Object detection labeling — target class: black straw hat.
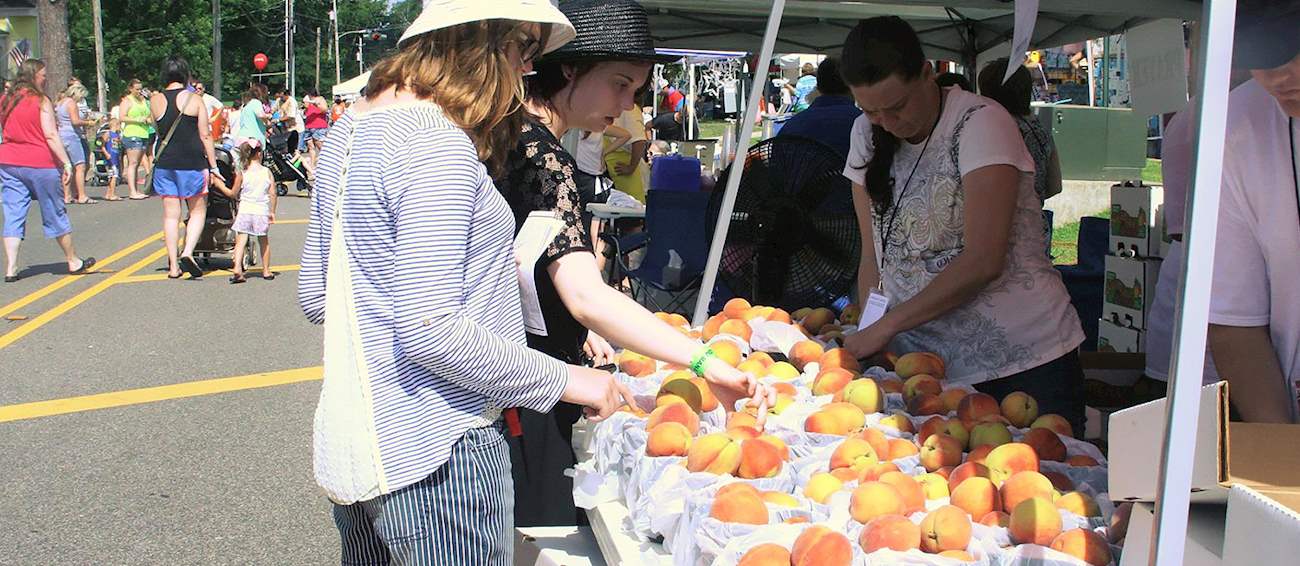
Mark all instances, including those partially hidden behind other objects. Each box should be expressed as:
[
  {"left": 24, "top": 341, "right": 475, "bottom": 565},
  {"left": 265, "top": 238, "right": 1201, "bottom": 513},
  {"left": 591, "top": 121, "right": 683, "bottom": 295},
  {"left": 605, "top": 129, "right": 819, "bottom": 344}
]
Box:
[{"left": 541, "top": 0, "right": 681, "bottom": 64}]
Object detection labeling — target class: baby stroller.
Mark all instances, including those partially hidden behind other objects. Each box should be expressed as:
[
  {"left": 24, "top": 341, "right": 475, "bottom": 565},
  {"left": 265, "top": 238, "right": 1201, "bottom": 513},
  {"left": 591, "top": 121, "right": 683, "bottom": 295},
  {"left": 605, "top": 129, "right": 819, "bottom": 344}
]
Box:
[
  {"left": 191, "top": 146, "right": 258, "bottom": 270},
  {"left": 88, "top": 123, "right": 116, "bottom": 187},
  {"left": 266, "top": 125, "right": 312, "bottom": 197}
]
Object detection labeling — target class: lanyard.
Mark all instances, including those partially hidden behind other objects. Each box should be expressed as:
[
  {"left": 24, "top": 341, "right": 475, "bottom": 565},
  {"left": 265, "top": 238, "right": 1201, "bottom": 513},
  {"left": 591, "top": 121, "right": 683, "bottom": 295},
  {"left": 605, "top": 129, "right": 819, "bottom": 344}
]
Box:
[{"left": 878, "top": 90, "right": 946, "bottom": 275}]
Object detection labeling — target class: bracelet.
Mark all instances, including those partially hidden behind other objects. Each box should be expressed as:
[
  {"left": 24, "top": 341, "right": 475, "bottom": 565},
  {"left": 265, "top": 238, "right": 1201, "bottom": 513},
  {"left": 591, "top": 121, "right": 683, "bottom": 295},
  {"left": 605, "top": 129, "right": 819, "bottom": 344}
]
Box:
[{"left": 689, "top": 347, "right": 718, "bottom": 377}]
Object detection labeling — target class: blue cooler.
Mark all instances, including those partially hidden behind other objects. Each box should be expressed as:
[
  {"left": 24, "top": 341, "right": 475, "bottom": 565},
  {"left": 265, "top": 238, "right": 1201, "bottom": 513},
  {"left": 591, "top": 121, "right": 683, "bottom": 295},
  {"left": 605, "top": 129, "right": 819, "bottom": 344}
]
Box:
[{"left": 650, "top": 154, "right": 701, "bottom": 192}]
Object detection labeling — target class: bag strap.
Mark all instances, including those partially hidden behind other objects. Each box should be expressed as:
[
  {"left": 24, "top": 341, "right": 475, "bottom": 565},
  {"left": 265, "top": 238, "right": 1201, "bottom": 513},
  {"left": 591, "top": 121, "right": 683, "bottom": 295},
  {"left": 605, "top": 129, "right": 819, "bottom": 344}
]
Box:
[{"left": 153, "top": 90, "right": 197, "bottom": 162}]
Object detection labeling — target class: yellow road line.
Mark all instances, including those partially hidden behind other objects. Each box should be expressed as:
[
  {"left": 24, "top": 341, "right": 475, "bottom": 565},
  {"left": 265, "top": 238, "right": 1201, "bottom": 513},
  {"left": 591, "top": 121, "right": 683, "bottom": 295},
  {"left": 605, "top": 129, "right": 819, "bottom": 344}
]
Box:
[
  {"left": 118, "top": 264, "right": 302, "bottom": 284},
  {"left": 0, "top": 246, "right": 166, "bottom": 350},
  {"left": 0, "top": 366, "right": 322, "bottom": 423},
  {"left": 0, "top": 230, "right": 163, "bottom": 319}
]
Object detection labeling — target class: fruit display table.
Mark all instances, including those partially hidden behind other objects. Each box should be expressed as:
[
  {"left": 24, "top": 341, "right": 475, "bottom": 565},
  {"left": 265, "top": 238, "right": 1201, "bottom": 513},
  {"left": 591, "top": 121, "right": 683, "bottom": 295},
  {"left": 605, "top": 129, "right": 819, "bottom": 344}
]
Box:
[{"left": 513, "top": 526, "right": 606, "bottom": 566}]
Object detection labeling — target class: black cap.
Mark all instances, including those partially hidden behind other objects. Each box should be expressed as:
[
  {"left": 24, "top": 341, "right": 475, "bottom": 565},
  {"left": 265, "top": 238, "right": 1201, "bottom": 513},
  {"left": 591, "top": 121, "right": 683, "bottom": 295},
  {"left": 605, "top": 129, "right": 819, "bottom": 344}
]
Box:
[{"left": 1233, "top": 0, "right": 1300, "bottom": 70}]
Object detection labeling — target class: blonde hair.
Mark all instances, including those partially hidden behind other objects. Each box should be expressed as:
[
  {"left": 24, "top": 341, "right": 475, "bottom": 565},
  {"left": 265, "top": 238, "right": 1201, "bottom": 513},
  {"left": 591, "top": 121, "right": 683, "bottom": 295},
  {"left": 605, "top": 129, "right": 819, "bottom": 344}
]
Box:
[
  {"left": 365, "top": 20, "right": 547, "bottom": 177},
  {"left": 63, "top": 83, "right": 88, "bottom": 101}
]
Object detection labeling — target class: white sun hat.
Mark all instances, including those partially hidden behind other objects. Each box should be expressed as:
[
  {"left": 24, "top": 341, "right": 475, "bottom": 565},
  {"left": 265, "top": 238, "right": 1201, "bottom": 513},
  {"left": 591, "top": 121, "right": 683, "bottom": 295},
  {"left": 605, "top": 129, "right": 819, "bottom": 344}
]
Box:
[{"left": 398, "top": 0, "right": 576, "bottom": 55}]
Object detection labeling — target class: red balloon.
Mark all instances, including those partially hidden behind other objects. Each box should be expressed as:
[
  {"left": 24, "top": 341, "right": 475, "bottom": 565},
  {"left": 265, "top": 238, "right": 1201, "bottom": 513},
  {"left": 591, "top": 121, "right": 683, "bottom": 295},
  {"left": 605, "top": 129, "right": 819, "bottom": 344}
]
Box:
[{"left": 252, "top": 53, "right": 268, "bottom": 71}]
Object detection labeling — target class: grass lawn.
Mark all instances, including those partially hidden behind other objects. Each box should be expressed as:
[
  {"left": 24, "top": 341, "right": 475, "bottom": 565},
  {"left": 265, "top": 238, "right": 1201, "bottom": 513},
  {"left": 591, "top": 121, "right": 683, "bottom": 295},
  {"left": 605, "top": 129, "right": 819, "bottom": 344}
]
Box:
[
  {"left": 1142, "top": 158, "right": 1163, "bottom": 184},
  {"left": 1051, "top": 208, "right": 1111, "bottom": 266},
  {"left": 698, "top": 119, "right": 765, "bottom": 141}
]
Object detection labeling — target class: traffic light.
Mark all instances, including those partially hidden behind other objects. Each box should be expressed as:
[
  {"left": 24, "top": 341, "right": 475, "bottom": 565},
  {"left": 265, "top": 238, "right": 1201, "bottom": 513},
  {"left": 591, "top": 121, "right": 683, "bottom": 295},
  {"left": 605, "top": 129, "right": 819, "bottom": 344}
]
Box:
[{"left": 370, "top": 31, "right": 386, "bottom": 42}]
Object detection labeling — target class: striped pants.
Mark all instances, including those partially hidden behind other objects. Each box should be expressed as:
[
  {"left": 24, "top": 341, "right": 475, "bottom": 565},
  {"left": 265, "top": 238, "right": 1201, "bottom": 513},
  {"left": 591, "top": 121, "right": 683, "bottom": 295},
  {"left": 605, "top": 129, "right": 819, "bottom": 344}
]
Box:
[{"left": 332, "top": 423, "right": 514, "bottom": 566}]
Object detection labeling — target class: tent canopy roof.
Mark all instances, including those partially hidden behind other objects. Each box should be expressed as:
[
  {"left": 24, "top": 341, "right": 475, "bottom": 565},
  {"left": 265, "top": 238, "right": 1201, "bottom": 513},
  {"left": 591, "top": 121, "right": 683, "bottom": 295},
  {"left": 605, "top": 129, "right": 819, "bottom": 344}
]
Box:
[
  {"left": 644, "top": 0, "right": 1201, "bottom": 62},
  {"left": 332, "top": 71, "right": 370, "bottom": 98}
]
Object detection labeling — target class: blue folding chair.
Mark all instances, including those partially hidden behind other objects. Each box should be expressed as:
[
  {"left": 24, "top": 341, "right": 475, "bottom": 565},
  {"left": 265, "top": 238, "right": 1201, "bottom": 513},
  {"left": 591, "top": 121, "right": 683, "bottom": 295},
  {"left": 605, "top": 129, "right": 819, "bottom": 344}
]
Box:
[{"left": 602, "top": 190, "right": 712, "bottom": 315}]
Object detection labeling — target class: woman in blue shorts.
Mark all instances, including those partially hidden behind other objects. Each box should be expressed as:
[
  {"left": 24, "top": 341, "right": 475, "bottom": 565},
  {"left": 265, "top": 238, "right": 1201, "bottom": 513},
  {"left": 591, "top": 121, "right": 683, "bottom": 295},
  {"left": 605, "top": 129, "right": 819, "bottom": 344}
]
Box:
[{"left": 149, "top": 55, "right": 219, "bottom": 280}]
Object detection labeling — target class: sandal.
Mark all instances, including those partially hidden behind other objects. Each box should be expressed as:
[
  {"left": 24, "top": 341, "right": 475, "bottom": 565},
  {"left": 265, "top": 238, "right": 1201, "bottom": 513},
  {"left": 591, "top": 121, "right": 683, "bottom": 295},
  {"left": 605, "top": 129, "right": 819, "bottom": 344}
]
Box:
[
  {"left": 167, "top": 272, "right": 183, "bottom": 279},
  {"left": 262, "top": 272, "right": 276, "bottom": 280},
  {"left": 74, "top": 198, "right": 97, "bottom": 205},
  {"left": 179, "top": 256, "right": 204, "bottom": 279},
  {"left": 229, "top": 274, "right": 246, "bottom": 284},
  {"left": 103, "top": 196, "right": 123, "bottom": 202},
  {"left": 69, "top": 257, "right": 96, "bottom": 275},
  {"left": 128, "top": 194, "right": 150, "bottom": 200}
]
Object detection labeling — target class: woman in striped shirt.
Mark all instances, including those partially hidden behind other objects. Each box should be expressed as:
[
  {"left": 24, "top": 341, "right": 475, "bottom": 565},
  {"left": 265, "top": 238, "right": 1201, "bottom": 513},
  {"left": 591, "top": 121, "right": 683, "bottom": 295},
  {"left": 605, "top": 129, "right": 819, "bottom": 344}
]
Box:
[{"left": 297, "top": 3, "right": 629, "bottom": 564}]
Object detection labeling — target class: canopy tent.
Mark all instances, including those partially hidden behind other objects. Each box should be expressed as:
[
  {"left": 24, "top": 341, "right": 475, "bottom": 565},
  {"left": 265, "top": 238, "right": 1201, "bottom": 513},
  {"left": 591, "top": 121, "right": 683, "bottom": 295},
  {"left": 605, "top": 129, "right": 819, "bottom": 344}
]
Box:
[
  {"left": 644, "top": 0, "right": 1201, "bottom": 69},
  {"left": 331, "top": 71, "right": 370, "bottom": 99},
  {"left": 675, "top": 2, "right": 1233, "bottom": 565}
]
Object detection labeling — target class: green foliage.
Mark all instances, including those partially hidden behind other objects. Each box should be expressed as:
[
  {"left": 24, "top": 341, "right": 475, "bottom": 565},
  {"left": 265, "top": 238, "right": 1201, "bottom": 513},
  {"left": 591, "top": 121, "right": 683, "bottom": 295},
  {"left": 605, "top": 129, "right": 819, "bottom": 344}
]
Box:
[{"left": 71, "top": 0, "right": 398, "bottom": 105}]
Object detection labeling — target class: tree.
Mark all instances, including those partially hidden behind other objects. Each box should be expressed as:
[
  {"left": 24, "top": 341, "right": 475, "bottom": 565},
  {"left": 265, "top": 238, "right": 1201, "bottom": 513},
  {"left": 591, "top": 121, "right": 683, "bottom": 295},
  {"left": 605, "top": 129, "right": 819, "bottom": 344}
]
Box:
[{"left": 38, "top": 0, "right": 73, "bottom": 97}]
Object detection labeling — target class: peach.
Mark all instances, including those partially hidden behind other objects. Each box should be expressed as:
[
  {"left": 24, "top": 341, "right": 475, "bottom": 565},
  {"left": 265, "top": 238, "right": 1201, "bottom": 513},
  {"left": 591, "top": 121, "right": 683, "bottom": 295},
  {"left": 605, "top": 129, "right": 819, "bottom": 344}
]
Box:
[
  {"left": 938, "top": 550, "right": 976, "bottom": 562},
  {"left": 830, "top": 438, "right": 880, "bottom": 472},
  {"left": 1044, "top": 471, "right": 1075, "bottom": 492},
  {"left": 979, "top": 510, "right": 1011, "bottom": 528},
  {"left": 822, "top": 402, "right": 867, "bottom": 432},
  {"left": 878, "top": 412, "right": 915, "bottom": 434},
  {"left": 968, "top": 422, "right": 1013, "bottom": 449},
  {"left": 879, "top": 471, "right": 926, "bottom": 514},
  {"left": 805, "top": 410, "right": 847, "bottom": 436},
  {"left": 710, "top": 488, "right": 769, "bottom": 525},
  {"left": 702, "top": 313, "right": 727, "bottom": 341},
  {"left": 919, "top": 433, "right": 963, "bottom": 472},
  {"left": 762, "top": 491, "right": 801, "bottom": 508},
  {"left": 661, "top": 369, "right": 693, "bottom": 384},
  {"left": 860, "top": 514, "right": 921, "bottom": 553},
  {"left": 717, "top": 482, "right": 762, "bottom": 500},
  {"left": 727, "top": 426, "right": 762, "bottom": 441},
  {"left": 943, "top": 419, "right": 971, "bottom": 449},
  {"left": 789, "top": 340, "right": 826, "bottom": 371},
  {"left": 850, "top": 481, "right": 907, "bottom": 524},
  {"left": 736, "top": 359, "right": 769, "bottom": 378},
  {"left": 686, "top": 433, "right": 742, "bottom": 475},
  {"left": 1031, "top": 414, "right": 1074, "bottom": 438},
  {"left": 723, "top": 297, "right": 752, "bottom": 319},
  {"left": 758, "top": 434, "right": 790, "bottom": 461},
  {"left": 727, "top": 411, "right": 759, "bottom": 430},
  {"left": 819, "top": 348, "right": 861, "bottom": 372},
  {"left": 738, "top": 439, "right": 783, "bottom": 479},
  {"left": 1009, "top": 497, "right": 1063, "bottom": 546},
  {"left": 785, "top": 516, "right": 810, "bottom": 525},
  {"left": 834, "top": 378, "right": 886, "bottom": 414},
  {"left": 966, "top": 444, "right": 995, "bottom": 465},
  {"left": 947, "top": 462, "right": 991, "bottom": 492},
  {"left": 888, "top": 438, "right": 920, "bottom": 460},
  {"left": 646, "top": 422, "right": 693, "bottom": 457},
  {"left": 746, "top": 393, "right": 795, "bottom": 416},
  {"left": 950, "top": 476, "right": 1001, "bottom": 520},
  {"left": 956, "top": 393, "right": 1001, "bottom": 427},
  {"left": 772, "top": 381, "right": 798, "bottom": 397},
  {"left": 646, "top": 402, "right": 701, "bottom": 435},
  {"left": 977, "top": 413, "right": 1013, "bottom": 427},
  {"left": 908, "top": 393, "right": 946, "bottom": 416},
  {"left": 1000, "top": 391, "right": 1040, "bottom": 428},
  {"left": 768, "top": 361, "right": 801, "bottom": 380},
  {"left": 880, "top": 379, "right": 905, "bottom": 395},
  {"left": 999, "top": 471, "right": 1056, "bottom": 514},
  {"left": 857, "top": 461, "right": 902, "bottom": 483},
  {"left": 858, "top": 428, "right": 892, "bottom": 461},
  {"left": 1066, "top": 455, "right": 1100, "bottom": 467},
  {"left": 766, "top": 308, "right": 793, "bottom": 324},
  {"left": 737, "top": 543, "right": 791, "bottom": 566},
  {"left": 840, "top": 304, "right": 862, "bottom": 326},
  {"left": 747, "top": 351, "right": 776, "bottom": 367},
  {"left": 1023, "top": 427, "right": 1068, "bottom": 462},
  {"left": 1051, "top": 529, "right": 1112, "bottom": 566},
  {"left": 742, "top": 306, "right": 774, "bottom": 322},
  {"left": 710, "top": 340, "right": 743, "bottom": 367},
  {"left": 894, "top": 351, "right": 946, "bottom": 380},
  {"left": 791, "top": 525, "right": 853, "bottom": 566},
  {"left": 618, "top": 350, "right": 656, "bottom": 377},
  {"left": 812, "top": 368, "right": 856, "bottom": 396},
  {"left": 919, "top": 416, "right": 950, "bottom": 445},
  {"left": 903, "top": 374, "right": 943, "bottom": 401},
  {"left": 985, "top": 443, "right": 1040, "bottom": 486},
  {"left": 919, "top": 505, "right": 973, "bottom": 554},
  {"left": 916, "top": 472, "right": 951, "bottom": 500},
  {"left": 940, "top": 388, "right": 969, "bottom": 414},
  {"left": 800, "top": 307, "right": 837, "bottom": 335},
  {"left": 792, "top": 307, "right": 813, "bottom": 320},
  {"left": 720, "top": 318, "right": 754, "bottom": 342},
  {"left": 935, "top": 466, "right": 955, "bottom": 480},
  {"left": 830, "top": 467, "right": 859, "bottom": 483},
  {"left": 1056, "top": 492, "right": 1102, "bottom": 518},
  {"left": 691, "top": 377, "right": 719, "bottom": 412},
  {"left": 803, "top": 472, "right": 846, "bottom": 504}
]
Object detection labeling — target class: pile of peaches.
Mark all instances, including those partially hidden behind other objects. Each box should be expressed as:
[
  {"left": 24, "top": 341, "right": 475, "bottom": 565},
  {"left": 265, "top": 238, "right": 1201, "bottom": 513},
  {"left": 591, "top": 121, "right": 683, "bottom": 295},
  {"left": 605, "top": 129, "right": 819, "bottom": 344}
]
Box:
[{"left": 610, "top": 299, "right": 1114, "bottom": 566}]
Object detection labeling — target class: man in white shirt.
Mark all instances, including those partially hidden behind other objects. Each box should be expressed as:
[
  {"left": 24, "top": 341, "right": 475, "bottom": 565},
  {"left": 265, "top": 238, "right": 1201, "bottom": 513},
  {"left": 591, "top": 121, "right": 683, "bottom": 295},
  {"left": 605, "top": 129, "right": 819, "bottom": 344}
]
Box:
[{"left": 1208, "top": 2, "right": 1300, "bottom": 423}]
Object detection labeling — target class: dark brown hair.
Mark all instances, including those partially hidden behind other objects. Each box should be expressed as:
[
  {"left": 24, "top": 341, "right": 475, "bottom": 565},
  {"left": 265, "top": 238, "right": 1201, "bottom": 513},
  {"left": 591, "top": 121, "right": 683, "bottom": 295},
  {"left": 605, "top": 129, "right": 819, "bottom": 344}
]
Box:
[
  {"left": 1, "top": 59, "right": 46, "bottom": 125},
  {"left": 978, "top": 58, "right": 1033, "bottom": 116}
]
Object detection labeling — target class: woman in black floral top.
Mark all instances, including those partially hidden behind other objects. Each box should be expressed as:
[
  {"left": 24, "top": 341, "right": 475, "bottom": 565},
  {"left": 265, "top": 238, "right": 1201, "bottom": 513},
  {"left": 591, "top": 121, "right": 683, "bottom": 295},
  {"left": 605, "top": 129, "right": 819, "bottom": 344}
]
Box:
[{"left": 497, "top": 0, "right": 774, "bottom": 528}]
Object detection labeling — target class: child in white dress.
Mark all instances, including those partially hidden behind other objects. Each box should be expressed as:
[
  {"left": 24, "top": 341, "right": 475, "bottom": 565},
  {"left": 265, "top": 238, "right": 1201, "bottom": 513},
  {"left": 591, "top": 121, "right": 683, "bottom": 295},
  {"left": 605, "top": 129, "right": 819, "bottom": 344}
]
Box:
[{"left": 229, "top": 140, "right": 276, "bottom": 283}]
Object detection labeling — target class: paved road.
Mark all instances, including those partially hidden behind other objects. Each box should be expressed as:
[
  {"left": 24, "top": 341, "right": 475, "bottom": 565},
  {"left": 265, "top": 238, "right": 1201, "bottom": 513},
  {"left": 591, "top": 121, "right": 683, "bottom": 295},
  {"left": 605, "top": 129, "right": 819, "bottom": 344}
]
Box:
[{"left": 0, "top": 181, "right": 338, "bottom": 565}]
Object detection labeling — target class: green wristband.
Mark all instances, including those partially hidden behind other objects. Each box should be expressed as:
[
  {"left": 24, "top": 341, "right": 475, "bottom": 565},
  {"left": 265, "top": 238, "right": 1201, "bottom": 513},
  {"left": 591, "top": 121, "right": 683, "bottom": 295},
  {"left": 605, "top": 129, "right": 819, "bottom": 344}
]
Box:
[{"left": 690, "top": 347, "right": 717, "bottom": 377}]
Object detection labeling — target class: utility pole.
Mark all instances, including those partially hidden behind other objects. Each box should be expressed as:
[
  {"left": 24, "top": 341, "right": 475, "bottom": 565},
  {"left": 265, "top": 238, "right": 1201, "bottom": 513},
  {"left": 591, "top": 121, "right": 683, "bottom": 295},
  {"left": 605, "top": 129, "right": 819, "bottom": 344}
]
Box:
[
  {"left": 212, "top": 0, "right": 222, "bottom": 100},
  {"left": 315, "top": 27, "right": 321, "bottom": 92},
  {"left": 288, "top": 0, "right": 296, "bottom": 97},
  {"left": 91, "top": 0, "right": 106, "bottom": 112},
  {"left": 332, "top": 0, "right": 341, "bottom": 84},
  {"left": 357, "top": 35, "right": 364, "bottom": 75}
]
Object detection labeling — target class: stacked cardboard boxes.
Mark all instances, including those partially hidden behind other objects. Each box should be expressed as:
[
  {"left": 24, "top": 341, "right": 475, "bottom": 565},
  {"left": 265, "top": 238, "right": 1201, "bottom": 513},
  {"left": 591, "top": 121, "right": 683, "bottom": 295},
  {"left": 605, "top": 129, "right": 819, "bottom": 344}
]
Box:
[{"left": 1100, "top": 181, "right": 1168, "bottom": 353}]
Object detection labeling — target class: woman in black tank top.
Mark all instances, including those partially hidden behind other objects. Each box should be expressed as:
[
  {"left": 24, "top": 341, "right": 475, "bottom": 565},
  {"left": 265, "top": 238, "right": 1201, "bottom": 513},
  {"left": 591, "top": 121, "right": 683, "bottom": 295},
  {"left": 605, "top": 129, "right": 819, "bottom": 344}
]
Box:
[{"left": 150, "top": 56, "right": 219, "bottom": 279}]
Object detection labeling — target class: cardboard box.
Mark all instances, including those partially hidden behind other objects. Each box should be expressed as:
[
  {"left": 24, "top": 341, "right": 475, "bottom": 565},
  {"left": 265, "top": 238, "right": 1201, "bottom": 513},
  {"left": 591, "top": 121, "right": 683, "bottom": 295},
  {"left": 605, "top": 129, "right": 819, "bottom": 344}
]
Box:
[
  {"left": 1104, "top": 255, "right": 1162, "bottom": 330},
  {"left": 1109, "top": 381, "right": 1300, "bottom": 503},
  {"left": 1119, "top": 502, "right": 1225, "bottom": 566},
  {"left": 1098, "top": 318, "right": 1143, "bottom": 353},
  {"left": 1222, "top": 484, "right": 1300, "bottom": 565},
  {"left": 1110, "top": 182, "right": 1165, "bottom": 258}
]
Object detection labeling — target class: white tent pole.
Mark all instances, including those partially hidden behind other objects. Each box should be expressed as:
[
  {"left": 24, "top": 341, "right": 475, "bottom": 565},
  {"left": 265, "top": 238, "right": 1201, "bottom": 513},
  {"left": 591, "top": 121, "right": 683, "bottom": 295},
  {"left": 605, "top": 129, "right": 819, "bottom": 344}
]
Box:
[
  {"left": 690, "top": 0, "right": 787, "bottom": 327},
  {"left": 1148, "top": 1, "right": 1236, "bottom": 565},
  {"left": 688, "top": 63, "right": 697, "bottom": 139}
]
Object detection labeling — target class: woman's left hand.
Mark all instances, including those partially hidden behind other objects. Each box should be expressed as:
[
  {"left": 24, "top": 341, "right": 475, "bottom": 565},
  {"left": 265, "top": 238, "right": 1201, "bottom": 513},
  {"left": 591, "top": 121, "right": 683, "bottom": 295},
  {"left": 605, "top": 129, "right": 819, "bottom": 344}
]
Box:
[
  {"left": 844, "top": 318, "right": 897, "bottom": 360},
  {"left": 583, "top": 331, "right": 615, "bottom": 366}
]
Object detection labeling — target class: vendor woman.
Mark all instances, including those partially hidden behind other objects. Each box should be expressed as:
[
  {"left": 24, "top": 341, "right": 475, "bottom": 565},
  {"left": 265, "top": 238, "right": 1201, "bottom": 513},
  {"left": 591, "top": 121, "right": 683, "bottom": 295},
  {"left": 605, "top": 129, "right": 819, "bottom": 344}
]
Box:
[
  {"left": 498, "top": 0, "right": 774, "bottom": 527},
  {"left": 839, "top": 17, "right": 1086, "bottom": 434}
]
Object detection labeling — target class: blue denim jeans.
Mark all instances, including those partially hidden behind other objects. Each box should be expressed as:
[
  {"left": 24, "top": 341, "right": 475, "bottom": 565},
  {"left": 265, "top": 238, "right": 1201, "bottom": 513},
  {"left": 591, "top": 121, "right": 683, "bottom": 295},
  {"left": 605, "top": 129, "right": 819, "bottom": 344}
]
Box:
[{"left": 331, "top": 422, "right": 514, "bottom": 566}]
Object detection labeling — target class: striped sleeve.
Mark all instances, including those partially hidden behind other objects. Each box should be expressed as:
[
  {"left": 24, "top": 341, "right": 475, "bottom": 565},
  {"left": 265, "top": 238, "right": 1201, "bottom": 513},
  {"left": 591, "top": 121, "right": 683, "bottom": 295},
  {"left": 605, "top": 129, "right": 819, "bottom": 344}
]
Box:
[
  {"left": 386, "top": 130, "right": 569, "bottom": 413},
  {"left": 297, "top": 117, "right": 346, "bottom": 325}
]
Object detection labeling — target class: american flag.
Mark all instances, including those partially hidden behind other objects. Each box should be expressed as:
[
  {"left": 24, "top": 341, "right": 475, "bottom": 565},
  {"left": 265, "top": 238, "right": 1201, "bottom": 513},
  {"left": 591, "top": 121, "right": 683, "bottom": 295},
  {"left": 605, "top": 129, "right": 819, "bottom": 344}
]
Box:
[{"left": 8, "top": 39, "right": 30, "bottom": 70}]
